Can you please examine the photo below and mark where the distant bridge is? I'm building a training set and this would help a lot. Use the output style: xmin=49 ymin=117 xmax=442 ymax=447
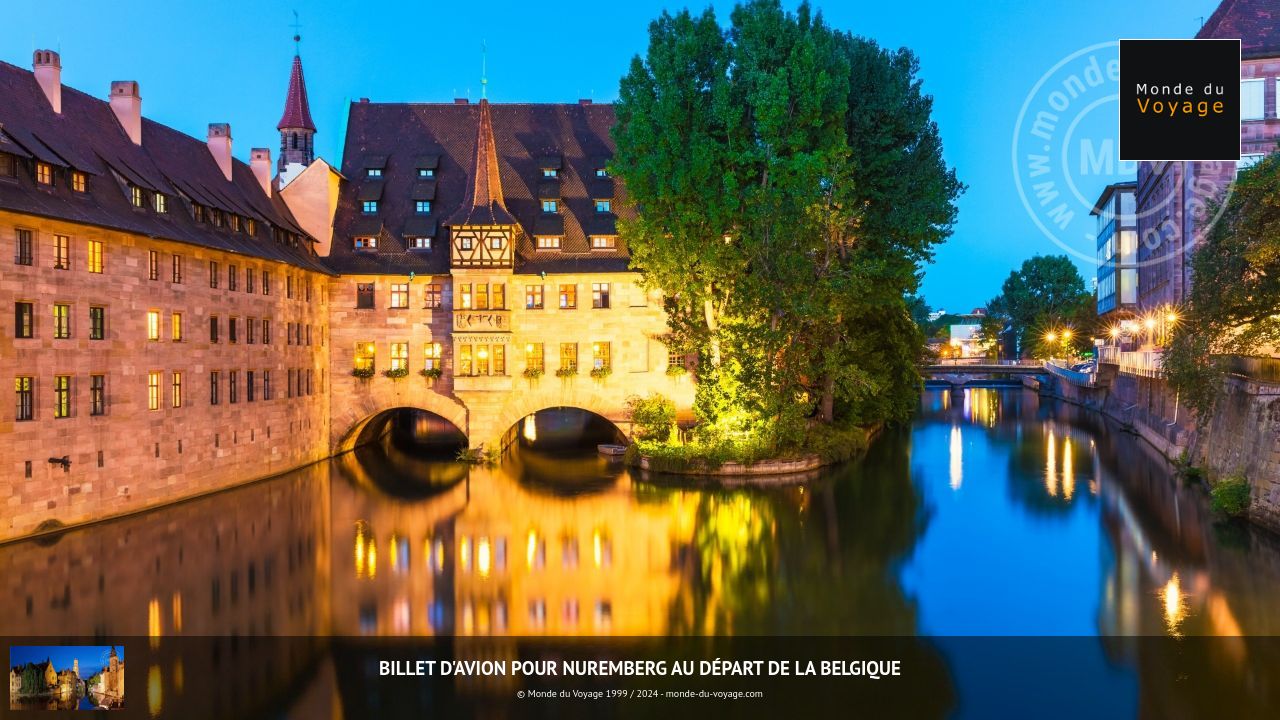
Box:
xmin=922 ymin=362 xmax=1048 ymax=388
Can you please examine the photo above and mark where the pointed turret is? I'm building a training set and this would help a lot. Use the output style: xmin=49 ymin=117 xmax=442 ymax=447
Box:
xmin=447 ymin=99 xmax=517 ymax=227
xmin=277 ymin=54 xmax=316 ymax=175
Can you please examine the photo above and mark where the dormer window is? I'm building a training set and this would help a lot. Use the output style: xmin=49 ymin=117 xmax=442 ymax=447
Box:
xmin=459 ymin=236 xmax=473 ymax=250
xmin=590 ymin=235 xmax=617 ymax=249
xmin=415 ymin=200 xmax=431 ymax=214
xmin=131 ymin=185 xmax=144 ymax=207
xmin=366 ymin=168 xmax=382 ymax=178
xmin=0 ymin=153 xmax=15 ymax=178
xmin=536 ymin=236 xmax=561 ymax=250
xmin=35 ymin=162 xmax=52 ymax=185
xmin=595 ymin=167 xmax=609 ymax=178
xmin=230 ymin=214 xmax=241 ymax=232
xmin=362 ymin=200 xmax=378 ymax=214
xmin=193 ymin=203 xmax=205 ymax=222
xmin=71 ymin=171 xmax=86 ymax=192
xmin=154 ymin=193 xmax=167 ymax=213
xmin=542 ymin=168 xmax=558 ymax=178
xmin=354 ymin=236 xmax=377 ymax=250
xmin=541 ymin=200 xmax=558 ymax=213
xmin=417 ymin=168 xmax=434 ymax=178
xmin=595 ymin=199 xmax=612 ymax=213
xmin=407 ymin=236 xmax=431 ymax=250
xmin=246 ymin=218 xmax=257 ymax=236
xmin=489 ymin=236 xmax=505 ymax=250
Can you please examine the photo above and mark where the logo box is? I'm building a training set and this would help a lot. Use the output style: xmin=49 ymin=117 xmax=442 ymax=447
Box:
xmin=1119 ymin=39 xmax=1241 ymax=161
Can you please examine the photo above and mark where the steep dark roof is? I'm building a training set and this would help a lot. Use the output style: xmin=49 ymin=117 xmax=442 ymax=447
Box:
xmin=277 ymin=54 xmax=316 ymax=131
xmin=1198 ymin=0 xmax=1280 ymax=59
xmin=445 ymin=99 xmax=518 ymax=227
xmin=327 ymin=100 xmax=630 ymax=275
xmin=0 ymin=60 xmax=329 ymax=273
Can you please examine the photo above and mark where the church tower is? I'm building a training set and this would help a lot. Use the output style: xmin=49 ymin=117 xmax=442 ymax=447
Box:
xmin=276 ymin=51 xmax=316 ymax=177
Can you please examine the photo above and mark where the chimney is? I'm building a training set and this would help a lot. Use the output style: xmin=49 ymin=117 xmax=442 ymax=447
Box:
xmin=33 ymin=50 xmax=62 ymax=113
xmin=206 ymin=123 xmax=233 ymax=182
xmin=250 ymin=147 xmax=272 ymax=195
xmin=109 ymin=81 xmax=142 ymax=145
xmin=578 ymin=98 xmax=593 ymax=105
xmin=454 ymin=98 xmax=469 ymax=105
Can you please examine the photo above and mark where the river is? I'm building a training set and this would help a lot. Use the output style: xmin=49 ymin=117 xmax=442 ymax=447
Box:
xmin=3 ymin=387 xmax=1278 ymax=718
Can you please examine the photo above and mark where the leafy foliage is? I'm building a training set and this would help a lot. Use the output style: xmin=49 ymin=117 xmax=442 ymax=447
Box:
xmin=1210 ymin=474 xmax=1251 ymax=517
xmin=985 ymin=255 xmax=1094 ymax=358
xmin=351 ymin=366 xmax=375 ymax=380
xmin=419 ymin=367 xmax=443 ymax=380
xmin=627 ymin=393 xmax=678 ymax=441
xmin=1165 ymin=155 xmax=1280 ymax=418
xmin=382 ymin=367 xmax=409 ymax=380
xmin=613 ymin=0 xmax=961 ymax=447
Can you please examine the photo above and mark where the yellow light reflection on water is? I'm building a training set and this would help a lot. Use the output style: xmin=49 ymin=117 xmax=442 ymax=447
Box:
xmin=1062 ymin=437 xmax=1075 ymax=500
xmin=147 ymin=665 xmax=162 ymax=717
xmin=1045 ymin=429 xmax=1058 ymax=497
xmin=949 ymin=426 xmax=963 ymax=490
xmin=460 ymin=537 xmax=471 ymax=572
xmin=1162 ymin=572 xmax=1187 ymax=637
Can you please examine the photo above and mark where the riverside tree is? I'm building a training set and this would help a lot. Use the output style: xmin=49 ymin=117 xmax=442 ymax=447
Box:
xmin=984 ymin=255 xmax=1093 ymax=359
xmin=1165 ymin=154 xmax=1280 ymax=418
xmin=612 ymin=0 xmax=961 ymax=447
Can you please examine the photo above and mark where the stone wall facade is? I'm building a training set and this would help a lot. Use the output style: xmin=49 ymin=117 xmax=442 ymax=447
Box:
xmin=1191 ymin=376 xmax=1280 ymax=533
xmin=326 ymin=270 xmax=694 ymax=449
xmin=0 ymin=212 xmax=332 ymax=541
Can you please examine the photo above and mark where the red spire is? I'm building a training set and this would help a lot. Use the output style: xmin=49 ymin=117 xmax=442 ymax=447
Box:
xmin=447 ymin=99 xmax=516 ymax=226
xmin=277 ymin=55 xmax=316 ymax=131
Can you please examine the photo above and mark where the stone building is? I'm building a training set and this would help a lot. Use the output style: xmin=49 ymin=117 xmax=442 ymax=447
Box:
xmin=1135 ymin=0 xmax=1280 ymax=319
xmin=0 ymin=43 xmax=693 ymax=541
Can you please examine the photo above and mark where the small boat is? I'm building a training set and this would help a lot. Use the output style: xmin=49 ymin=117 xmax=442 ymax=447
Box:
xmin=597 ymin=444 xmax=628 ymax=457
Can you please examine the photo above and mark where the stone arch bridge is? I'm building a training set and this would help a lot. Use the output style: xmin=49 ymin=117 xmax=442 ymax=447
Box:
xmin=922 ymin=362 xmax=1049 ymax=389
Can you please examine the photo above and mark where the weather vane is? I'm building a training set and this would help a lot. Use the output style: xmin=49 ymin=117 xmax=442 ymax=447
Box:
xmin=291 ymin=10 xmax=302 ymax=53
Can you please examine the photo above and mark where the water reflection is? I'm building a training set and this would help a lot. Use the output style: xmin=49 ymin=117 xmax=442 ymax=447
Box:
xmin=3 ymin=389 xmax=1280 ymax=716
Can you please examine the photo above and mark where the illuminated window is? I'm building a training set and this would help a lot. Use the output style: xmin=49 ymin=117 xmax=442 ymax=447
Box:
xmin=154 ymin=193 xmax=167 ymax=213
xmin=489 ymin=235 xmax=505 ymax=250
xmin=459 ymin=235 xmax=473 ymax=250
xmin=541 ymin=200 xmax=558 ymax=212
xmin=15 ymin=376 xmax=33 ymax=421
xmin=390 ymin=342 xmax=408 ymax=372
xmin=542 ymin=168 xmax=558 ymax=178
xmin=493 ymin=345 xmax=505 ymax=375
xmin=171 ymin=312 xmax=183 ymax=341
xmin=424 ymin=283 xmax=442 ymax=308
xmin=415 ymin=200 xmax=431 ymax=214
xmin=423 ymin=342 xmax=442 ymax=371
xmin=362 ymin=200 xmax=378 ymax=214
xmin=130 ymin=185 xmax=144 ymax=207
xmin=355 ymin=342 xmax=376 ymax=372
xmin=560 ymin=343 xmax=578 ymax=372
xmin=146 ymin=310 xmax=160 ymax=341
xmin=53 ymin=303 xmax=70 ymax=338
xmin=171 ymin=254 xmax=183 ymax=283
xmin=525 ymin=343 xmax=544 ymax=373
xmin=246 ymin=218 xmax=256 ymax=235
xmin=53 ymin=235 xmax=70 ymax=269
xmin=591 ymin=283 xmax=610 ymax=309
xmin=418 ymin=168 xmax=434 ymax=178
xmin=535 ymin=236 xmax=560 ymax=249
xmin=459 ymin=284 xmax=473 ymax=309
xmin=459 ymin=344 xmax=473 ymax=376
xmin=36 ymin=162 xmax=52 ymax=185
xmin=354 ymin=236 xmax=377 ymax=250
xmin=147 ymin=371 xmax=161 ymax=411
xmin=390 ymin=283 xmax=409 ymax=309
xmin=559 ymin=284 xmax=576 ymax=309
xmin=476 ymin=284 xmax=489 ymax=310
xmin=476 ymin=345 xmax=490 ymax=375
xmin=366 ymin=168 xmax=382 ymax=178
xmin=592 ymin=342 xmax=611 ymax=371
xmin=53 ymin=375 xmax=70 ymax=418
xmin=525 ymin=284 xmax=544 ymax=309
xmin=594 ymin=199 xmax=611 ymax=213
xmin=407 ymin=236 xmax=431 ymax=250
xmin=493 ymin=284 xmax=506 ymax=309
xmin=72 ymin=171 xmax=86 ymax=192
xmin=590 ymin=235 xmax=616 ymax=249
xmin=595 ymin=167 xmax=608 ymax=177
xmin=171 ymin=371 xmax=183 ymax=408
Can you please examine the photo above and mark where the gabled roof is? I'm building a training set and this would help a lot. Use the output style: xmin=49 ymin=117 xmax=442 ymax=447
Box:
xmin=1198 ymin=0 xmax=1280 ymax=59
xmin=277 ymin=54 xmax=316 ymax=131
xmin=445 ymin=99 xmax=517 ymax=227
xmin=0 ymin=60 xmax=330 ymax=274
xmin=328 ymin=100 xmax=630 ymax=275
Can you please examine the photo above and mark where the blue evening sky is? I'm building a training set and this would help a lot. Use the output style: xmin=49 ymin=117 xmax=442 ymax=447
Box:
xmin=0 ymin=0 xmax=1221 ymax=310
xmin=10 ymin=645 xmax=121 ymax=676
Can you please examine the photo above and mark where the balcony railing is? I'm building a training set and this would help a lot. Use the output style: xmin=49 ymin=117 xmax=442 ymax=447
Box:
xmin=1045 ymin=361 xmax=1097 ymax=387
xmin=1099 ymin=347 xmax=1164 ymax=378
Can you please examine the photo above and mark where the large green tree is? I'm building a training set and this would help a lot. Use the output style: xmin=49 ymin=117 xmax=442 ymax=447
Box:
xmin=985 ymin=255 xmax=1093 ymax=358
xmin=613 ymin=0 xmax=961 ymax=445
xmin=1165 ymin=154 xmax=1280 ymax=418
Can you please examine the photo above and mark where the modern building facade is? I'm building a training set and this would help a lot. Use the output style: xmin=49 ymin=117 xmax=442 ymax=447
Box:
xmin=0 ymin=48 xmax=692 ymax=541
xmin=1092 ymin=182 xmax=1138 ymax=320
xmin=1135 ymin=0 xmax=1280 ymax=317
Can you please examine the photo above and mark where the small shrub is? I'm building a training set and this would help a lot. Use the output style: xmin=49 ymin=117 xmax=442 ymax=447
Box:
xmin=1210 ymin=474 xmax=1251 ymax=517
xmin=419 ymin=367 xmax=443 ymax=380
xmin=555 ymin=366 xmax=578 ymax=378
xmin=351 ymin=366 xmax=375 ymax=380
xmin=590 ymin=366 xmax=612 ymax=380
xmin=665 ymin=364 xmax=687 ymax=377
xmin=522 ymin=367 xmax=544 ymax=380
xmin=383 ymin=367 xmax=410 ymax=380
xmin=627 ymin=393 xmax=676 ymax=442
